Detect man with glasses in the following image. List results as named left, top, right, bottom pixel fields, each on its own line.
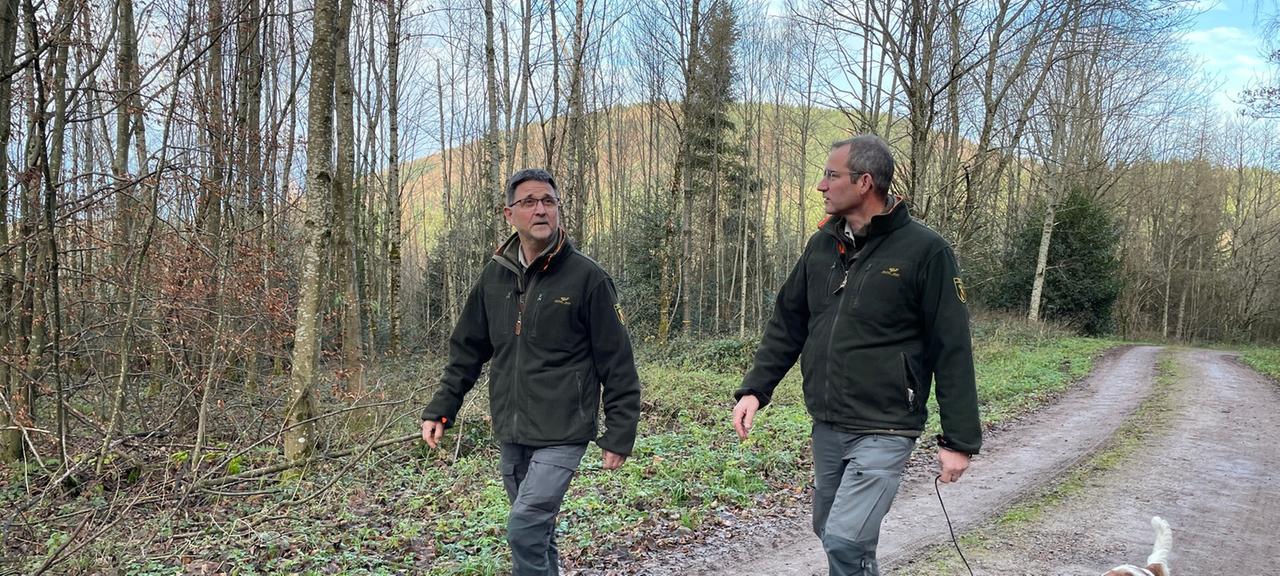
left=422, top=168, right=641, bottom=575
left=731, top=134, right=981, bottom=576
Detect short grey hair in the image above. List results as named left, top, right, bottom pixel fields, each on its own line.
left=831, top=134, right=894, bottom=197
left=505, top=168, right=559, bottom=206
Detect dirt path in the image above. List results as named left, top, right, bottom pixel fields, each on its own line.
left=638, top=346, right=1280, bottom=575
left=894, top=348, right=1280, bottom=574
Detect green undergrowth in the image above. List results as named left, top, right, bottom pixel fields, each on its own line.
left=896, top=348, right=1180, bottom=575
left=1238, top=346, right=1280, bottom=383
left=9, top=319, right=1118, bottom=574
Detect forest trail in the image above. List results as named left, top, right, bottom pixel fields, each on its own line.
left=639, top=346, right=1280, bottom=575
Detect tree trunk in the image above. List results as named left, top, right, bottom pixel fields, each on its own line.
left=286, top=0, right=338, bottom=463
left=483, top=0, right=502, bottom=243
left=677, top=0, right=700, bottom=336
left=234, top=0, right=264, bottom=391
left=333, top=0, right=363, bottom=400
left=1161, top=240, right=1176, bottom=339
left=111, top=0, right=139, bottom=274
left=437, top=61, right=458, bottom=327
left=0, top=0, right=20, bottom=462
left=21, top=0, right=75, bottom=468
left=199, top=0, right=226, bottom=238
left=386, top=0, right=402, bottom=354
left=543, top=0, right=560, bottom=170
left=1027, top=200, right=1055, bottom=323
left=566, top=0, right=588, bottom=245
left=507, top=0, right=532, bottom=176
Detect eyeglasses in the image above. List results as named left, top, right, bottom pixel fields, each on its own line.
left=820, top=169, right=868, bottom=182
left=508, top=195, right=561, bottom=209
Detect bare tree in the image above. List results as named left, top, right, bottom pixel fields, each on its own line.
left=0, top=0, right=19, bottom=462
left=484, top=0, right=503, bottom=242
left=333, top=0, right=364, bottom=399
left=286, top=0, right=339, bottom=461
left=387, top=0, right=402, bottom=354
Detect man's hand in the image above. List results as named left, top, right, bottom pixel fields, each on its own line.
left=937, top=447, right=970, bottom=483
left=602, top=449, right=627, bottom=470
left=421, top=419, right=445, bottom=449
left=732, top=395, right=761, bottom=440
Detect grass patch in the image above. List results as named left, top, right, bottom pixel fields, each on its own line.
left=1238, top=346, right=1280, bottom=382
left=896, top=348, right=1181, bottom=575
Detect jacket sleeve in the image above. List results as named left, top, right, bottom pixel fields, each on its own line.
left=735, top=241, right=812, bottom=408
left=586, top=277, right=642, bottom=456
left=919, top=245, right=982, bottom=454
left=422, top=277, right=494, bottom=427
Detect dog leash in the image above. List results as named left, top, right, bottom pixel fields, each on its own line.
left=934, top=474, right=975, bottom=576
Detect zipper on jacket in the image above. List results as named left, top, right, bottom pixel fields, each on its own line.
left=530, top=293, right=545, bottom=337
left=512, top=272, right=540, bottom=438
left=515, top=296, right=525, bottom=335
left=825, top=260, right=841, bottom=303
left=824, top=257, right=852, bottom=422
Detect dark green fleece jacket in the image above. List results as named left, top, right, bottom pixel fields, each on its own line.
left=735, top=201, right=982, bottom=454
left=422, top=230, right=642, bottom=455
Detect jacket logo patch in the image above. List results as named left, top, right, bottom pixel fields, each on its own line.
left=881, top=267, right=901, bottom=277
left=614, top=303, right=627, bottom=326
left=555, top=296, right=572, bottom=306
left=953, top=277, right=967, bottom=303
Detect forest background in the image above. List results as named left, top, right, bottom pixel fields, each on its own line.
left=4, top=0, right=1280, bottom=573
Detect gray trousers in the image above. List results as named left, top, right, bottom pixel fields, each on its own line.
left=500, top=442, right=587, bottom=576
left=811, top=421, right=915, bottom=576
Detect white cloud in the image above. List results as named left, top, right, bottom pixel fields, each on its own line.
left=1181, top=25, right=1267, bottom=109
left=1182, top=26, right=1253, bottom=56
left=1173, top=2, right=1270, bottom=114
left=1233, top=53, right=1265, bottom=67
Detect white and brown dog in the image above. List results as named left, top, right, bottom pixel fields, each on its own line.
left=1102, top=516, right=1172, bottom=576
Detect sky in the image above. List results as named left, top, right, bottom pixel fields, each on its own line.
left=1182, top=1, right=1274, bottom=114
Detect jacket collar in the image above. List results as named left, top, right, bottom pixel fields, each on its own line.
left=493, top=227, right=573, bottom=275
left=818, top=195, right=912, bottom=248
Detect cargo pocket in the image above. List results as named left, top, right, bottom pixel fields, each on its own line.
left=486, top=286, right=516, bottom=344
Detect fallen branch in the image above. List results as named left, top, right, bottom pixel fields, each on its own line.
left=191, top=432, right=420, bottom=490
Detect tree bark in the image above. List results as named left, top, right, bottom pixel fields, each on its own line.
left=234, top=0, right=264, bottom=392
left=483, top=0, right=502, bottom=242
left=333, top=0, right=364, bottom=399
left=386, top=0, right=402, bottom=354
left=286, top=0, right=338, bottom=462
left=21, top=0, right=75, bottom=468
left=566, top=0, right=588, bottom=245
left=111, top=0, right=139, bottom=274
left=1027, top=200, right=1055, bottom=323
left=0, top=0, right=20, bottom=462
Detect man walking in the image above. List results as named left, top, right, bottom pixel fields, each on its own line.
left=422, top=168, right=641, bottom=575
left=731, top=134, right=981, bottom=576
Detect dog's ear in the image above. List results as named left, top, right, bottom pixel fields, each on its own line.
left=1146, top=564, right=1167, bottom=576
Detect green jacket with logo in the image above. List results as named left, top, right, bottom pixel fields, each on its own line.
left=735, top=201, right=982, bottom=454
left=422, top=231, right=642, bottom=456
